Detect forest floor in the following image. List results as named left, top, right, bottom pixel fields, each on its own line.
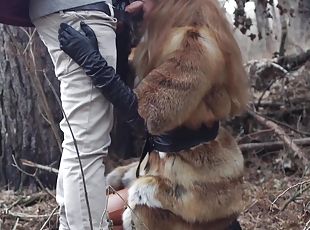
left=1, top=61, right=310, bottom=229
left=1, top=154, right=310, bottom=230
left=240, top=151, right=310, bottom=230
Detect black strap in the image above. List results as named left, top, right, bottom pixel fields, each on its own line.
left=136, top=122, right=220, bottom=177
left=136, top=133, right=153, bottom=178
left=63, top=2, right=112, bottom=16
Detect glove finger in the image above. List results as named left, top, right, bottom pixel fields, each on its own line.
left=58, top=29, right=73, bottom=42
left=80, top=21, right=99, bottom=50
left=58, top=24, right=73, bottom=38
left=80, top=21, right=98, bottom=40
left=80, top=22, right=94, bottom=36
left=58, top=32, right=67, bottom=44
left=58, top=29, right=74, bottom=49
left=59, top=23, right=72, bottom=33
left=60, top=22, right=81, bottom=36
left=59, top=37, right=69, bottom=50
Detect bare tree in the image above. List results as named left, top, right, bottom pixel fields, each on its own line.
left=0, top=25, right=62, bottom=190
left=298, top=0, right=310, bottom=40
left=253, top=0, right=276, bottom=52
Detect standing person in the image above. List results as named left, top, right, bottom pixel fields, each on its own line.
left=0, top=0, right=144, bottom=229
left=29, top=1, right=143, bottom=230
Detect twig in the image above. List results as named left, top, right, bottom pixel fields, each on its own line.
left=239, top=137, right=310, bottom=152
left=256, top=79, right=277, bottom=110
left=19, top=27, right=37, bottom=55
left=12, top=155, right=38, bottom=177
left=271, top=179, right=310, bottom=209
left=100, top=186, right=111, bottom=230
left=303, top=218, right=310, bottom=230
left=38, top=105, right=52, bottom=125
left=280, top=184, right=310, bottom=211
left=237, top=129, right=274, bottom=143
left=262, top=115, right=310, bottom=137
left=247, top=109, right=309, bottom=166
left=11, top=155, right=56, bottom=200
left=5, top=197, right=24, bottom=212
left=39, top=206, right=59, bottom=230
left=101, top=186, right=150, bottom=230
left=12, top=217, right=19, bottom=230
left=20, top=159, right=59, bottom=174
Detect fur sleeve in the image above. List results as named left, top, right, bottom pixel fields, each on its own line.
left=135, top=29, right=224, bottom=135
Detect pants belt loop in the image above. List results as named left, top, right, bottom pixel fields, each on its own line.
left=107, top=3, right=114, bottom=18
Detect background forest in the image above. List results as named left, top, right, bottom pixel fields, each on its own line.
left=0, top=0, right=310, bottom=229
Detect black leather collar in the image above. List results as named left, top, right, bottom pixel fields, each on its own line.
left=136, top=122, right=220, bottom=177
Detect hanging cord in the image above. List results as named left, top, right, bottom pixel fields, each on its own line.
left=14, top=27, right=94, bottom=229
left=42, top=71, right=94, bottom=230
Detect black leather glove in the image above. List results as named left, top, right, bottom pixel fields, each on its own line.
left=58, top=22, right=145, bottom=129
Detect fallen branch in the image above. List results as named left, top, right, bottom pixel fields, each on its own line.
left=246, top=50, right=310, bottom=76
left=4, top=192, right=50, bottom=212
left=276, top=49, right=310, bottom=71
left=239, top=137, right=310, bottom=152
left=245, top=59, right=288, bottom=84
left=1, top=210, right=58, bottom=220
left=21, top=159, right=59, bottom=174
left=247, top=110, right=309, bottom=166
left=262, top=115, right=310, bottom=137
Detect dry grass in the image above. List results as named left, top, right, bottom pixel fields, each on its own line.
left=0, top=191, right=58, bottom=229
left=1, top=150, right=310, bottom=229
left=240, top=149, right=310, bottom=230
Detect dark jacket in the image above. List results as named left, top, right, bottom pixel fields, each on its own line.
left=0, top=0, right=33, bottom=27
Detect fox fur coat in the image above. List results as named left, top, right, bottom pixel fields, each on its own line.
left=107, top=0, right=248, bottom=229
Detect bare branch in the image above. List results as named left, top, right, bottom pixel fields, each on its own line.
left=39, top=206, right=59, bottom=230
left=21, top=159, right=59, bottom=174
left=247, top=110, right=309, bottom=166
left=12, top=155, right=56, bottom=199
left=239, top=137, right=310, bottom=152
left=271, top=180, right=310, bottom=211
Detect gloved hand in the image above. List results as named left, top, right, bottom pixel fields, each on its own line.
left=58, top=21, right=103, bottom=75
left=58, top=22, right=145, bottom=130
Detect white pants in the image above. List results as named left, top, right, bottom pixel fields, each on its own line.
left=33, top=10, right=117, bottom=230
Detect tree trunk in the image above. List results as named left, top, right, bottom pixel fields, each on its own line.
left=254, top=0, right=275, bottom=52
left=298, top=0, right=310, bottom=40
left=277, top=0, right=309, bottom=54
left=0, top=25, right=142, bottom=189
left=0, top=25, right=62, bottom=190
